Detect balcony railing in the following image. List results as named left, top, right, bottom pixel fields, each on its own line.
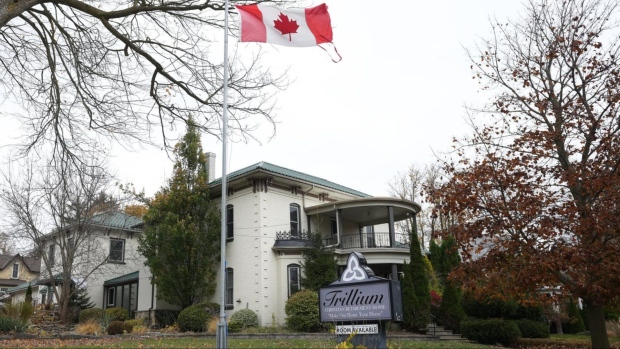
left=274, top=230, right=410, bottom=250
left=323, top=232, right=410, bottom=249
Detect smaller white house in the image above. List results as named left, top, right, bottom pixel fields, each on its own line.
left=7, top=211, right=179, bottom=325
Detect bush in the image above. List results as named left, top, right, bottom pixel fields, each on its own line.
left=284, top=290, right=321, bottom=332
left=230, top=309, right=259, bottom=330
left=439, top=283, right=466, bottom=332
left=75, top=320, right=102, bottom=335
left=0, top=316, right=28, bottom=333
left=154, top=310, right=181, bottom=328
left=107, top=320, right=126, bottom=335
left=565, top=298, right=586, bottom=334
left=123, top=319, right=144, bottom=333
left=106, top=307, right=129, bottom=321
left=228, top=320, right=242, bottom=333
left=462, top=293, right=518, bottom=319
left=79, top=308, right=105, bottom=324
left=517, top=320, right=550, bottom=338
left=177, top=302, right=220, bottom=332
left=461, top=318, right=521, bottom=346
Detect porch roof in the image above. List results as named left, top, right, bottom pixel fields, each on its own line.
left=104, top=271, right=139, bottom=286
left=305, top=197, right=421, bottom=226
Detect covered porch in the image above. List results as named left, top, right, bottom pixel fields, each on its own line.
left=305, top=197, right=420, bottom=250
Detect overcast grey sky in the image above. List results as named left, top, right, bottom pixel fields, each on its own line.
left=1, top=0, right=525, bottom=200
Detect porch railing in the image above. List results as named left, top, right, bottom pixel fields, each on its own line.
left=323, top=232, right=410, bottom=249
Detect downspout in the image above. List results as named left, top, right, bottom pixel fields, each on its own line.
left=148, top=282, right=154, bottom=328
left=302, top=185, right=314, bottom=234
left=301, top=185, right=314, bottom=210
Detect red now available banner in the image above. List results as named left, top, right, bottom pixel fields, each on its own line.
left=236, top=3, right=334, bottom=47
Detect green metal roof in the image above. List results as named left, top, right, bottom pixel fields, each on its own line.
left=6, top=281, right=34, bottom=293
left=6, top=273, right=65, bottom=293
left=103, top=271, right=139, bottom=286
left=89, top=211, right=143, bottom=230
left=210, top=161, right=370, bottom=198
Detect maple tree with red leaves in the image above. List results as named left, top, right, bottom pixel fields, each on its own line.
left=430, top=0, right=620, bottom=348
left=274, top=13, right=299, bottom=41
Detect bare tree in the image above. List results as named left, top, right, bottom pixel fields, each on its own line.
left=0, top=158, right=137, bottom=322
left=388, top=164, right=456, bottom=248
left=0, top=0, right=290, bottom=169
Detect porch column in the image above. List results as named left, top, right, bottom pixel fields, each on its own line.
left=391, top=264, right=398, bottom=281
left=337, top=209, right=343, bottom=247
left=388, top=206, right=395, bottom=247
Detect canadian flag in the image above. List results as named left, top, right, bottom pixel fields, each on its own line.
left=236, top=3, right=334, bottom=47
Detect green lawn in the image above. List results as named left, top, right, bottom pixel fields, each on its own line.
left=0, top=337, right=496, bottom=348
left=3, top=333, right=620, bottom=348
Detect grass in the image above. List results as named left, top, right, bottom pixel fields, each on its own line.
left=0, top=336, right=496, bottom=348
left=517, top=334, right=620, bottom=348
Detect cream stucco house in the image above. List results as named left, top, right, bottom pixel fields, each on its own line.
left=205, top=159, right=420, bottom=326
left=0, top=254, right=40, bottom=296
left=8, top=159, right=420, bottom=327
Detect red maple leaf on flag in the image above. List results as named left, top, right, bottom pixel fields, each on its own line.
left=273, top=13, right=299, bottom=41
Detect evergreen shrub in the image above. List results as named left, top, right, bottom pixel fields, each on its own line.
left=106, top=320, right=126, bottom=335
left=79, top=308, right=105, bottom=323
left=565, top=298, right=586, bottom=334
left=154, top=310, right=180, bottom=328
left=439, top=283, right=466, bottom=332
left=460, top=318, right=521, bottom=346
left=284, top=290, right=321, bottom=332
left=230, top=309, right=259, bottom=329
left=517, top=320, right=549, bottom=338
left=105, top=307, right=129, bottom=321
left=177, top=302, right=220, bottom=332
left=124, top=319, right=144, bottom=332
left=228, top=320, right=242, bottom=333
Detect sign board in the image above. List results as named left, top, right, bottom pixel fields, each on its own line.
left=335, top=324, right=379, bottom=335
left=318, top=252, right=403, bottom=323
left=320, top=282, right=392, bottom=321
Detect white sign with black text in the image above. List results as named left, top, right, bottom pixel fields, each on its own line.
left=335, top=324, right=379, bottom=335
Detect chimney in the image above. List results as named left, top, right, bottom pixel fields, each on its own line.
left=206, top=152, right=216, bottom=183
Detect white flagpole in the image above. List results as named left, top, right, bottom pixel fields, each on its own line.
left=216, top=0, right=229, bottom=347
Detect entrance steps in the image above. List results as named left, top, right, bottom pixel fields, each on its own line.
left=421, top=323, right=463, bottom=341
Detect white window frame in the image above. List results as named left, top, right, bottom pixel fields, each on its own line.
left=11, top=263, right=18, bottom=279
left=109, top=238, right=125, bottom=263
left=226, top=204, right=234, bottom=240
left=290, top=204, right=301, bottom=237
left=48, top=244, right=55, bottom=267
left=107, top=287, right=115, bottom=306
left=287, top=264, right=301, bottom=298
left=225, top=268, right=234, bottom=309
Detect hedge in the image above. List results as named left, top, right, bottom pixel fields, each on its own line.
left=461, top=318, right=521, bottom=346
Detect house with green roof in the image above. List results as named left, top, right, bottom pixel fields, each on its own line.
left=204, top=157, right=420, bottom=326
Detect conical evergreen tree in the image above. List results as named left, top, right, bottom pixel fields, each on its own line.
left=139, top=117, right=221, bottom=308
left=25, top=283, right=32, bottom=304
left=402, top=225, right=431, bottom=331
left=566, top=298, right=586, bottom=334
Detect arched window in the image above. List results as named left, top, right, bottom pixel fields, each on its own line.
left=290, top=204, right=301, bottom=237
left=287, top=264, right=301, bottom=298
left=226, top=204, right=234, bottom=240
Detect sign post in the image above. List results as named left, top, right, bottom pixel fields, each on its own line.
left=319, top=252, right=403, bottom=348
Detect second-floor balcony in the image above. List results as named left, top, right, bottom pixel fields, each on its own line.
left=273, top=197, right=419, bottom=252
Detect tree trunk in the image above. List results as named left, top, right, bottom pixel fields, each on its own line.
left=587, top=303, right=610, bottom=349
left=554, top=315, right=563, bottom=335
